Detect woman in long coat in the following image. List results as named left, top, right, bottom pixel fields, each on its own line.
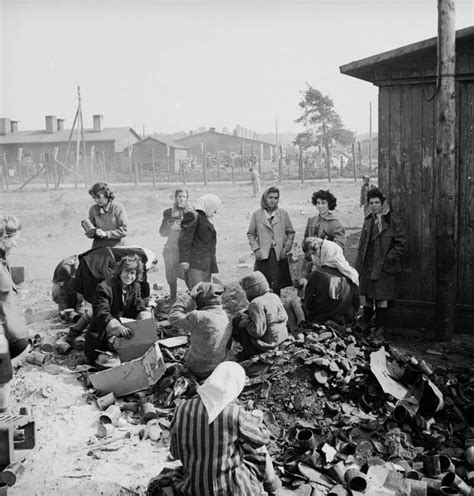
left=159, top=187, right=189, bottom=302
left=247, top=187, right=295, bottom=296
left=355, top=188, right=407, bottom=336
left=304, top=190, right=346, bottom=249
left=179, top=194, right=221, bottom=290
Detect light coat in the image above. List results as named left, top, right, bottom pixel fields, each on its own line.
left=169, top=294, right=231, bottom=377
left=247, top=208, right=295, bottom=261
left=246, top=292, right=288, bottom=351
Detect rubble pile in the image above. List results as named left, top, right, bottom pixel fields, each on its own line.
left=15, top=303, right=474, bottom=495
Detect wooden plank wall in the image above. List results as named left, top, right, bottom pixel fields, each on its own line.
left=457, top=81, right=474, bottom=305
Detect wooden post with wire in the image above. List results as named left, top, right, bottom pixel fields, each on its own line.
left=151, top=148, right=156, bottom=187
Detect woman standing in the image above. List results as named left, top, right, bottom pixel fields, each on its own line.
left=247, top=187, right=295, bottom=296
left=159, top=187, right=189, bottom=302
left=0, top=216, right=30, bottom=413
left=355, top=188, right=407, bottom=336
left=84, top=254, right=151, bottom=369
left=86, top=182, right=128, bottom=249
left=304, top=190, right=346, bottom=249
left=179, top=194, right=222, bottom=289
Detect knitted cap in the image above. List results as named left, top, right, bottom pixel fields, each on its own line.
left=240, top=271, right=270, bottom=300
left=192, top=282, right=224, bottom=308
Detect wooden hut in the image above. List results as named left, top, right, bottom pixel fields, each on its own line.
left=340, top=26, right=474, bottom=330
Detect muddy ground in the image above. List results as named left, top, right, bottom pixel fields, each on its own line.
left=1, top=178, right=473, bottom=495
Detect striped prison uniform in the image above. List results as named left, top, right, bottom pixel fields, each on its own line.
left=170, top=396, right=269, bottom=496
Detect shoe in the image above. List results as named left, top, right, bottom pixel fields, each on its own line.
left=65, top=328, right=85, bottom=350
left=359, top=306, right=374, bottom=333
left=94, top=352, right=121, bottom=370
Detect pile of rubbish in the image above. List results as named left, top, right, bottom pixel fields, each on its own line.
left=20, top=300, right=474, bottom=495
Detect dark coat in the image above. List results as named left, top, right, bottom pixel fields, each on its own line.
left=355, top=211, right=407, bottom=300
left=178, top=210, right=218, bottom=273
left=84, top=276, right=147, bottom=362
left=355, top=212, right=407, bottom=278
left=303, top=266, right=360, bottom=326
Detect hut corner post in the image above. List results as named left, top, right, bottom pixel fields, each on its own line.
left=434, top=0, right=456, bottom=340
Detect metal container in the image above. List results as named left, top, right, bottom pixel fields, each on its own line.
left=344, top=468, right=367, bottom=492
left=423, top=452, right=442, bottom=478
left=296, top=428, right=317, bottom=450
left=96, top=392, right=115, bottom=411
left=0, top=461, right=25, bottom=486
left=99, top=405, right=121, bottom=425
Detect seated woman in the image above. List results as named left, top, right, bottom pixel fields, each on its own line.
left=233, top=271, right=288, bottom=360
left=147, top=362, right=281, bottom=496
left=301, top=237, right=360, bottom=327
left=84, top=254, right=152, bottom=368
left=168, top=282, right=232, bottom=380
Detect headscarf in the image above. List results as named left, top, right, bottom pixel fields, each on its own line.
left=305, top=237, right=359, bottom=286
left=195, top=194, right=222, bottom=219
left=171, top=187, right=190, bottom=219
left=197, top=362, right=246, bottom=424
left=190, top=281, right=224, bottom=308
left=260, top=187, right=280, bottom=213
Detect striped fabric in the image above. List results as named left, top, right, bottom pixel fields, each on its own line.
left=170, top=397, right=269, bottom=496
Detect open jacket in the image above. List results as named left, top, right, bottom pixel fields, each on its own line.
left=355, top=211, right=407, bottom=280
left=304, top=212, right=346, bottom=249
left=179, top=210, right=218, bottom=273
left=247, top=208, right=295, bottom=261
left=84, top=276, right=147, bottom=362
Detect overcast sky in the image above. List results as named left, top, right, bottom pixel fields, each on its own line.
left=1, top=0, right=473, bottom=136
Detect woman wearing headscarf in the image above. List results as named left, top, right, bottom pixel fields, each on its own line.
left=179, top=194, right=222, bottom=289
left=355, top=188, right=407, bottom=336
left=146, top=362, right=281, bottom=496
left=247, top=187, right=295, bottom=296
left=159, top=187, right=190, bottom=302
left=301, top=237, right=360, bottom=326
left=86, top=182, right=128, bottom=249
left=0, top=215, right=30, bottom=413
left=304, top=190, right=345, bottom=249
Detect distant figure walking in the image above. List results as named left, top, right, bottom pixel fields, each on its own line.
left=249, top=167, right=261, bottom=197
left=159, top=187, right=190, bottom=303
left=86, top=182, right=128, bottom=249
left=360, top=175, right=375, bottom=217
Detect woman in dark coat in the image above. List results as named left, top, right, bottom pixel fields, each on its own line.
left=179, top=194, right=221, bottom=290
left=159, top=187, right=189, bottom=302
left=355, top=188, right=407, bottom=336
left=84, top=254, right=151, bottom=368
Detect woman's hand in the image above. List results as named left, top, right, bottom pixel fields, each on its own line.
left=170, top=222, right=181, bottom=231
left=254, top=249, right=263, bottom=261
left=95, top=228, right=107, bottom=238
left=179, top=262, right=190, bottom=271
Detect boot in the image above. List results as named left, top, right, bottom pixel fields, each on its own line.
left=65, top=327, right=85, bottom=350
left=359, top=306, right=374, bottom=333
left=374, top=307, right=388, bottom=338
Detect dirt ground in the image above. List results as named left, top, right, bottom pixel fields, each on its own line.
left=1, top=178, right=473, bottom=495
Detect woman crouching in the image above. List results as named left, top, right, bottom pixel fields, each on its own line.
left=84, top=254, right=151, bottom=369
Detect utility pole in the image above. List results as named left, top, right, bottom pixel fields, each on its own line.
left=369, top=101, right=372, bottom=174
left=275, top=116, right=278, bottom=164
left=434, top=0, right=456, bottom=341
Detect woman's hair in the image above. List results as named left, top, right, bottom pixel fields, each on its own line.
left=88, top=182, right=115, bottom=201
left=311, top=190, right=337, bottom=210
left=367, top=187, right=386, bottom=204
left=114, top=254, right=144, bottom=282
left=1, top=215, right=21, bottom=239
left=174, top=187, right=188, bottom=199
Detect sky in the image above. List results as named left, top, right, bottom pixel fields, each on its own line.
left=1, top=0, right=473, bottom=137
